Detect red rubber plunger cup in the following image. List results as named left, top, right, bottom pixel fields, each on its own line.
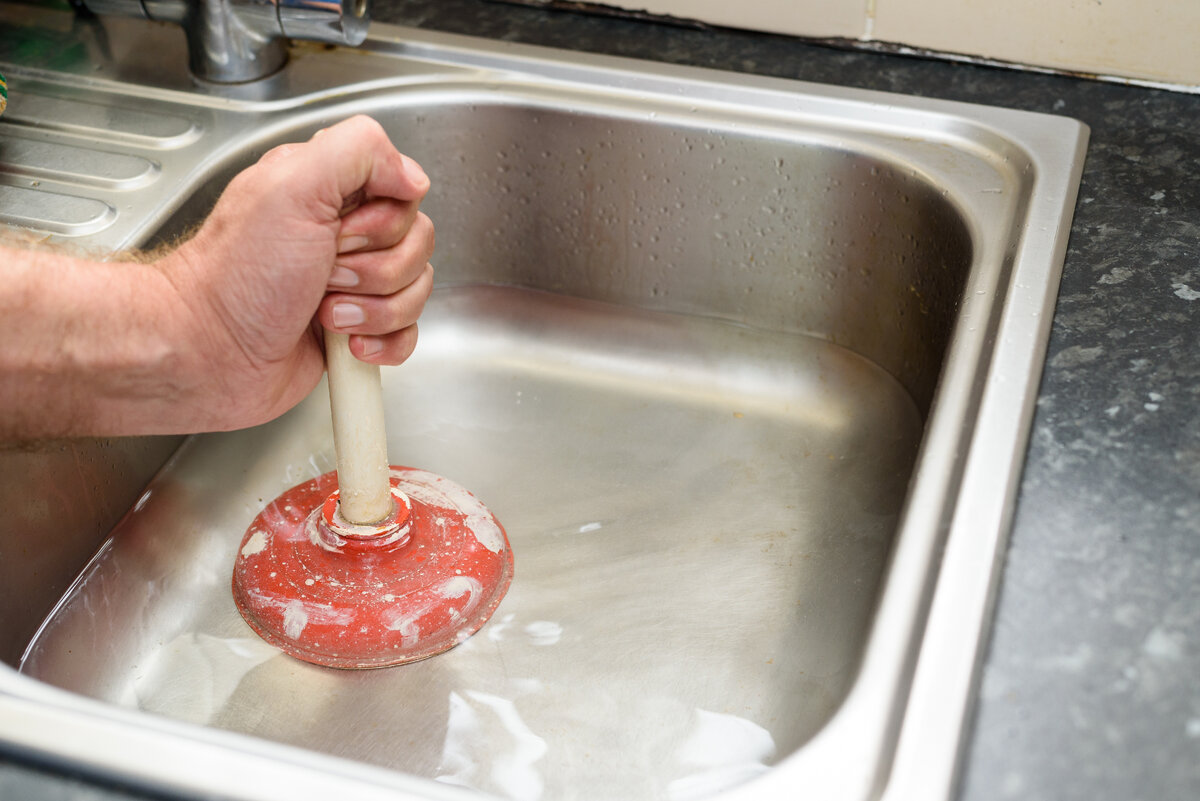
left=231, top=331, right=513, bottom=669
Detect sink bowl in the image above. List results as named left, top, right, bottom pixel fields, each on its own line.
left=0, top=7, right=1087, bottom=801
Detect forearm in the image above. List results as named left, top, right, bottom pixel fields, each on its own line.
left=0, top=245, right=196, bottom=439
left=0, top=117, right=434, bottom=439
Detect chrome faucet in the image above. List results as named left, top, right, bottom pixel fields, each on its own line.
left=83, top=0, right=369, bottom=83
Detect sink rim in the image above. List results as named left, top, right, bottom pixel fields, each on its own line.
left=0, top=13, right=1088, bottom=801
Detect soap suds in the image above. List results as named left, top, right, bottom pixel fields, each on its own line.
left=282, top=600, right=309, bottom=640
left=240, top=530, right=267, bottom=558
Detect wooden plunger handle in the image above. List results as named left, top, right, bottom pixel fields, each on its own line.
left=325, top=331, right=394, bottom=525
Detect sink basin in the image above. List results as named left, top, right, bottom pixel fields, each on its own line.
left=0, top=6, right=1087, bottom=801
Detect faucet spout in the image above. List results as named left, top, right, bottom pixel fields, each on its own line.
left=84, top=0, right=369, bottom=83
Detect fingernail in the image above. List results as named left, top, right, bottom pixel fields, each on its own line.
left=359, top=336, right=383, bottom=357
left=403, top=155, right=429, bottom=189
left=338, top=235, right=369, bottom=254
left=328, top=265, right=359, bottom=287
left=332, top=303, right=365, bottom=328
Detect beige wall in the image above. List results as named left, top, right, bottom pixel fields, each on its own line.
left=604, top=0, right=1198, bottom=89
left=628, top=0, right=865, bottom=39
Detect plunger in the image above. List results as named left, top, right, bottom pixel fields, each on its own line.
left=232, top=331, right=514, bottom=669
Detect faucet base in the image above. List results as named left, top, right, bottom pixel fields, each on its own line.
left=186, top=23, right=289, bottom=84
left=84, top=0, right=367, bottom=83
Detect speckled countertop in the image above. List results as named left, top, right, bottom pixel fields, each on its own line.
left=3, top=1, right=1198, bottom=799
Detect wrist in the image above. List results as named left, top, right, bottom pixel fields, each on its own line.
left=0, top=246, right=197, bottom=438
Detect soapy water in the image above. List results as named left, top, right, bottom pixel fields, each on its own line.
left=434, top=690, right=775, bottom=801
left=123, top=616, right=778, bottom=801
left=437, top=689, right=549, bottom=801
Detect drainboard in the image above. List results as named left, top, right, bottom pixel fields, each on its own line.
left=0, top=8, right=1088, bottom=801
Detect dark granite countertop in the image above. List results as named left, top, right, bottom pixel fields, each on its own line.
left=3, top=1, right=1197, bottom=799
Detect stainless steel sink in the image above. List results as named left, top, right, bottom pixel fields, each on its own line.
left=0, top=6, right=1088, bottom=801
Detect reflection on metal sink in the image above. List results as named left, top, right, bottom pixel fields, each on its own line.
left=0, top=7, right=1087, bottom=801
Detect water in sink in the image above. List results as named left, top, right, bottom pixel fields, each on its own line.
left=22, top=284, right=921, bottom=801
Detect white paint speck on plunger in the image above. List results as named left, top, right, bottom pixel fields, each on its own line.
left=325, top=330, right=394, bottom=525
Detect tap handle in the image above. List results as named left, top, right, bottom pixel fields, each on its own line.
left=85, top=1, right=369, bottom=46
left=280, top=0, right=370, bottom=46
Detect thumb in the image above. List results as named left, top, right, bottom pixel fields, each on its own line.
left=310, top=115, right=430, bottom=207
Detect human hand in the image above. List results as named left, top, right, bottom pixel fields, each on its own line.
left=160, top=115, right=434, bottom=431
left=0, top=115, right=431, bottom=439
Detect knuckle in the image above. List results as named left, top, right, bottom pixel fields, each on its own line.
left=421, top=213, right=436, bottom=246
left=398, top=325, right=419, bottom=361
left=260, top=143, right=300, bottom=165
left=379, top=326, right=418, bottom=365
left=416, top=211, right=434, bottom=235
left=359, top=115, right=391, bottom=146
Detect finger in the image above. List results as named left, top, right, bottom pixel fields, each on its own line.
left=319, top=262, right=434, bottom=336
left=328, top=212, right=435, bottom=293
left=349, top=325, right=420, bottom=366
left=336, top=198, right=423, bottom=255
